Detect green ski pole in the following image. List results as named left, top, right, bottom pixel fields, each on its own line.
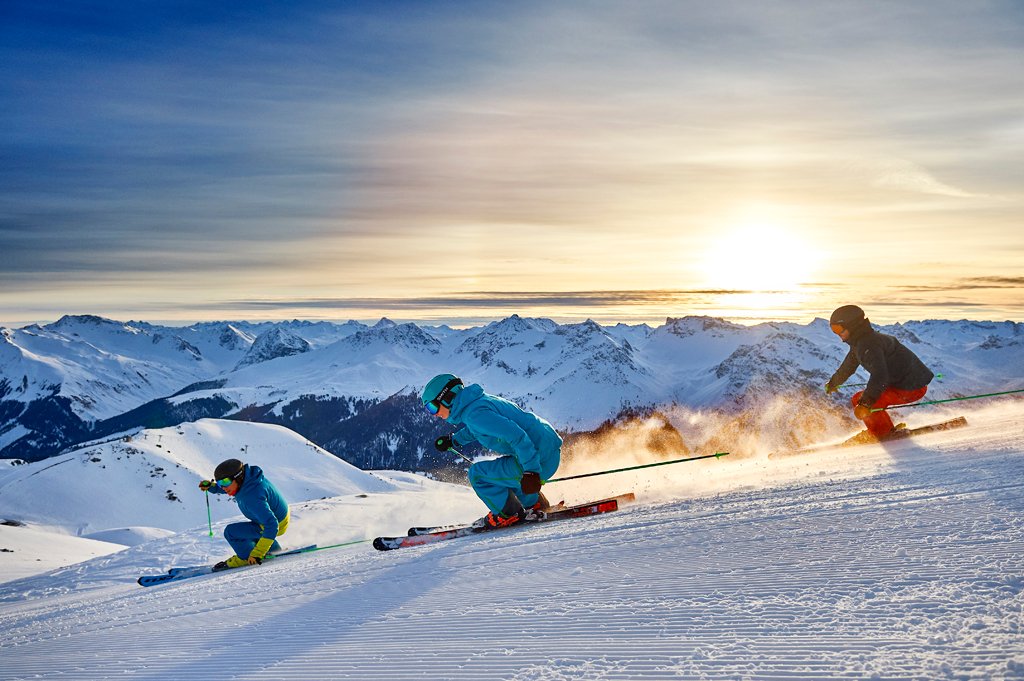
left=206, top=490, right=213, bottom=537
left=843, top=373, right=943, bottom=389
left=871, top=387, right=1024, bottom=412
left=545, top=451, right=729, bottom=484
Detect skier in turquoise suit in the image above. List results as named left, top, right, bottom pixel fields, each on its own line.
left=423, top=374, right=561, bottom=529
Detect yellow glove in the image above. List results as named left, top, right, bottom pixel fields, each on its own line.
left=248, top=537, right=276, bottom=564
left=853, top=404, right=872, bottom=420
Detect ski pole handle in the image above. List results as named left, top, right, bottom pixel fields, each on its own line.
left=438, top=439, right=473, bottom=464
left=434, top=434, right=474, bottom=464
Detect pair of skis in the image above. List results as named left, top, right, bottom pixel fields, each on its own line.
left=136, top=492, right=633, bottom=585
left=136, top=544, right=318, bottom=587
left=372, top=492, right=635, bottom=551
left=769, top=416, right=968, bottom=460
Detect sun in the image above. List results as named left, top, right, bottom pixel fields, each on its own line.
left=702, top=222, right=816, bottom=292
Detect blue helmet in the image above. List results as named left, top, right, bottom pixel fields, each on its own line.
left=422, top=374, right=463, bottom=409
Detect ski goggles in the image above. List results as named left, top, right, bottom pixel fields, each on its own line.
left=830, top=323, right=846, bottom=335
left=216, top=471, right=243, bottom=487
left=424, top=378, right=462, bottom=414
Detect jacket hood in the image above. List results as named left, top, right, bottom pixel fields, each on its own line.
left=239, top=464, right=265, bottom=491
left=447, top=383, right=484, bottom=424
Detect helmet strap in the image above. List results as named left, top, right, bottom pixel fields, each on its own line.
left=434, top=378, right=463, bottom=409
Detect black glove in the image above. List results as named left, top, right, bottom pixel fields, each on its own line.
left=520, top=471, right=542, bottom=495
left=199, top=480, right=213, bottom=492
left=434, top=434, right=454, bottom=452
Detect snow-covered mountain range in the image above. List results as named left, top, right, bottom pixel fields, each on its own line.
left=2, top=313, right=1022, bottom=468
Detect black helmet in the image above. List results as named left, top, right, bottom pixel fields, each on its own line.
left=829, top=305, right=866, bottom=330
left=214, top=458, right=245, bottom=484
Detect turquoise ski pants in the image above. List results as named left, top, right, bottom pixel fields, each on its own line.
left=467, top=449, right=560, bottom=515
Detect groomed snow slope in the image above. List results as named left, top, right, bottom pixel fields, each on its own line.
left=1, top=405, right=1022, bottom=680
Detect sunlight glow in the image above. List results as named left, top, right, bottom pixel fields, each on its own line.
left=701, top=221, right=818, bottom=293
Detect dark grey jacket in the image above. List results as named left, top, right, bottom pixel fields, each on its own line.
left=830, top=322, right=934, bottom=407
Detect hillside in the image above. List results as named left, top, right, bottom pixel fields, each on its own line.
left=0, top=419, right=418, bottom=582
left=0, top=404, right=1021, bottom=680
left=0, top=419, right=396, bottom=535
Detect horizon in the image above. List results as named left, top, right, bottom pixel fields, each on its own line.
left=3, top=307, right=1021, bottom=332
left=2, top=3, right=1023, bottom=326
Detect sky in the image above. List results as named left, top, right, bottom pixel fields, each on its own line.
left=2, top=1, right=1023, bottom=328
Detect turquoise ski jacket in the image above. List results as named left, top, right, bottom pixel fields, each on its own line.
left=449, top=384, right=562, bottom=475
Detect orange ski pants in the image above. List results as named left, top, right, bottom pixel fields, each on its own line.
left=851, top=385, right=928, bottom=437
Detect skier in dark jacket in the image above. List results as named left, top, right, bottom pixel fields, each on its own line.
left=199, top=459, right=289, bottom=569
left=824, top=305, right=934, bottom=440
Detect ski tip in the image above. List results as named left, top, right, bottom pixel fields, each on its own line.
left=372, top=537, right=392, bottom=551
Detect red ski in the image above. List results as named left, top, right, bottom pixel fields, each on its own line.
left=372, top=494, right=631, bottom=551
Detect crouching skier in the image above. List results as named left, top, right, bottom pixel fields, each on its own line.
left=824, top=304, right=934, bottom=443
left=422, top=374, right=561, bottom=529
left=198, top=458, right=289, bottom=569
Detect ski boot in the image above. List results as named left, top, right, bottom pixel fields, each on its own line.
left=213, top=555, right=247, bottom=570
left=879, top=423, right=909, bottom=441
left=473, top=511, right=522, bottom=530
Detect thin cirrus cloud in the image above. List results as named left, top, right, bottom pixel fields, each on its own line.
left=213, top=289, right=773, bottom=311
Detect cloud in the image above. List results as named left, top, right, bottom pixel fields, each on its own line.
left=896, top=277, right=1024, bottom=292
left=211, top=289, right=776, bottom=312
left=871, top=159, right=979, bottom=198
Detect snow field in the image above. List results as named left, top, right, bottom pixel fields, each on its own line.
left=0, top=524, right=125, bottom=583
left=0, top=405, right=1021, bottom=680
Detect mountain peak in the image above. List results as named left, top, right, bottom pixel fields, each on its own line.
left=342, top=322, right=442, bottom=354
left=219, top=324, right=255, bottom=351
left=662, top=316, right=744, bottom=338
left=235, top=327, right=311, bottom=369
left=50, top=314, right=121, bottom=330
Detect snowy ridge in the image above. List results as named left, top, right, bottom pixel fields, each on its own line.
left=1, top=314, right=1022, bottom=463
left=0, top=405, right=1021, bottom=679
left=165, top=313, right=1021, bottom=433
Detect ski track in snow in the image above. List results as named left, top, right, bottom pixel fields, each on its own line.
left=1, top=408, right=1023, bottom=680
